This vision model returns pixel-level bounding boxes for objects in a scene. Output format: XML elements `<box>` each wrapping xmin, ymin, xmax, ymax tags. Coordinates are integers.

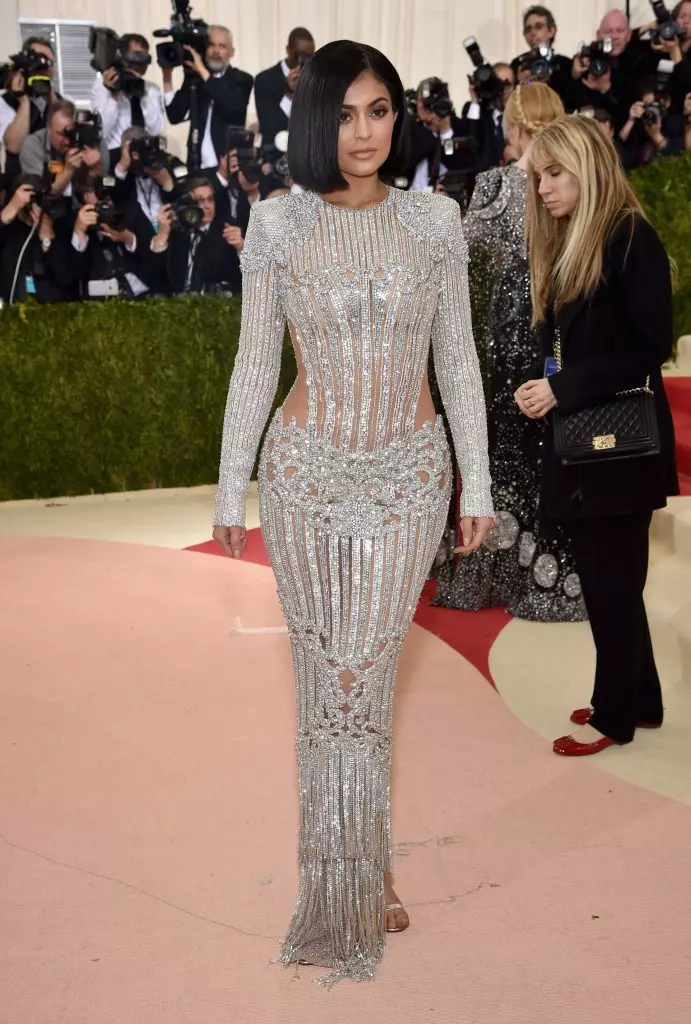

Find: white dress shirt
<box><xmin>91</xmin><ymin>73</ymin><xmax>164</xmax><ymax>150</ymax></box>
<box><xmin>71</xmin><ymin>230</ymin><xmax>148</xmax><ymax>296</ymax></box>
<box><xmin>279</xmin><ymin>60</ymin><xmax>293</xmax><ymax>119</ymax></box>
<box><xmin>0</xmin><ymin>94</ymin><xmax>19</xmax><ymax>147</ymax></box>
<box><xmin>410</xmin><ymin>125</ymin><xmax>454</xmax><ymax>193</ymax></box>
<box><xmin>165</xmin><ymin>72</ymin><xmax>224</xmax><ymax>169</ymax></box>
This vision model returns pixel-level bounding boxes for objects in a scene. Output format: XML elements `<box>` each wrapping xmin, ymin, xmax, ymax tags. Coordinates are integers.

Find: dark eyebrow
<box><xmin>341</xmin><ymin>97</ymin><xmax>390</xmax><ymax>109</ymax></box>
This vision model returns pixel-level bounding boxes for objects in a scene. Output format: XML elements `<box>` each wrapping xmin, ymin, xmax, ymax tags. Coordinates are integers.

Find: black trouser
<box><xmin>563</xmin><ymin>512</ymin><xmax>663</xmax><ymax>744</ymax></box>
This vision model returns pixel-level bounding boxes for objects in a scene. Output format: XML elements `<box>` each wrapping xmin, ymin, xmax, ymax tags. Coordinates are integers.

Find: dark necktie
<box><xmin>130</xmin><ymin>94</ymin><xmax>145</xmax><ymax>129</ymax></box>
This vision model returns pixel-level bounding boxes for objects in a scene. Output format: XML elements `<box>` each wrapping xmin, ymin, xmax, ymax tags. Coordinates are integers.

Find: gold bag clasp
<box><xmin>592</xmin><ymin>434</ymin><xmax>616</xmax><ymax>450</ymax></box>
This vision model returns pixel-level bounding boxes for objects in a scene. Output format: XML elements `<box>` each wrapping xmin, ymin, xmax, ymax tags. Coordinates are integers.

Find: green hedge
<box><xmin>630</xmin><ymin>150</ymin><xmax>691</xmax><ymax>350</ymax></box>
<box><xmin>1</xmin><ymin>156</ymin><xmax>690</xmax><ymax>501</ymax></box>
<box><xmin>0</xmin><ymin>296</ymin><xmax>297</xmax><ymax>501</ymax></box>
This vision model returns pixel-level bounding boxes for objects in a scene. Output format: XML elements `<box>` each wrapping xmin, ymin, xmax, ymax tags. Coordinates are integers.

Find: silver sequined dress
<box><xmin>433</xmin><ymin>165</ymin><xmax>586</xmax><ymax>621</ymax></box>
<box><xmin>214</xmin><ymin>186</ymin><xmax>492</xmax><ymax>985</ymax></box>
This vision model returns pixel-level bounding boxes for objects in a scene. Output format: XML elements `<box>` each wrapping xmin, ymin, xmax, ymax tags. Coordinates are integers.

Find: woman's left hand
<box><xmin>515</xmin><ymin>378</ymin><xmax>557</xmax><ymax>419</ymax></box>
<box><xmin>453</xmin><ymin>516</ymin><xmax>495</xmax><ymax>555</ymax></box>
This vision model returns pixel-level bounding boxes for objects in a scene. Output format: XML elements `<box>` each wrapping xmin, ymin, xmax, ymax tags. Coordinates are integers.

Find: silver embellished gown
<box><xmin>213</xmin><ymin>187</ymin><xmax>492</xmax><ymax>985</ymax></box>
<box><xmin>433</xmin><ymin>165</ymin><xmax>586</xmax><ymax>622</ymax></box>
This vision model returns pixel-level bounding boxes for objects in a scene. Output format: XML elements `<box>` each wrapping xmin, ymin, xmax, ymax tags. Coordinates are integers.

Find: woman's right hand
<box><xmin>213</xmin><ymin>525</ymin><xmax>248</xmax><ymax>558</ymax></box>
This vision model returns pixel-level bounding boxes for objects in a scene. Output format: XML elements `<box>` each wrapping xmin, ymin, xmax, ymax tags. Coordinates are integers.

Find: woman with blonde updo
<box><xmin>434</xmin><ymin>82</ymin><xmax>587</xmax><ymax>622</ymax></box>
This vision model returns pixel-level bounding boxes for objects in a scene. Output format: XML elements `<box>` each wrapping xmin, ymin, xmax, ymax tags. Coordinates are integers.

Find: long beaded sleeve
<box><xmin>431</xmin><ymin>200</ymin><xmax>494</xmax><ymax>518</ymax></box>
<box><xmin>213</xmin><ymin>203</ymin><xmax>286</xmax><ymax>528</ymax></box>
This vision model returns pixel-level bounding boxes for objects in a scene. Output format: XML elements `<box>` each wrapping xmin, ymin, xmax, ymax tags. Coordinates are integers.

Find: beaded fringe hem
<box><xmin>273</xmin><ymin>737</ymin><xmax>390</xmax><ymax>986</ymax></box>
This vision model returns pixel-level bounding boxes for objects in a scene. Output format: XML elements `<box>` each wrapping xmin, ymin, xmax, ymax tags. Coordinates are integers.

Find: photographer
<box><xmin>91</xmin><ymin>33</ymin><xmax>164</xmax><ymax>162</ymax></box>
<box><xmin>0</xmin><ymin>173</ymin><xmax>74</xmax><ymax>303</ymax></box>
<box><xmin>19</xmin><ymin>100</ymin><xmax>110</xmax><ymax>200</ymax></box>
<box><xmin>145</xmin><ymin>175</ymin><xmax>243</xmax><ymax>295</ymax></box>
<box><xmin>163</xmin><ymin>26</ymin><xmax>253</xmax><ymax>170</ymax></box>
<box><xmin>216</xmin><ymin>141</ymin><xmax>263</xmax><ymax>233</ymax></box>
<box><xmin>511</xmin><ymin>6</ymin><xmax>573</xmax><ymax>100</ymax></box>
<box><xmin>1</xmin><ymin>38</ymin><xmax>57</xmax><ymax>178</ymax></box>
<box><xmin>254</xmin><ymin>28</ymin><xmax>315</xmax><ymax>162</ymax></box>
<box><xmin>70</xmin><ymin>176</ymin><xmax>153</xmax><ymax>299</ymax></box>
<box><xmin>463</xmin><ymin>59</ymin><xmax>516</xmax><ymax>169</ymax></box>
<box><xmin>648</xmin><ymin>1</ymin><xmax>691</xmax><ymax>112</ymax></box>
<box><xmin>406</xmin><ymin>78</ymin><xmax>477</xmax><ymax>190</ymax></box>
<box><xmin>112</xmin><ymin>126</ymin><xmax>185</xmax><ymax>229</ymax></box>
<box><xmin>567</xmin><ymin>41</ymin><xmax>627</xmax><ymax>129</ymax></box>
<box><xmin>596</xmin><ymin>9</ymin><xmax>658</xmax><ymax>100</ymax></box>
<box><xmin>617</xmin><ymin>79</ymin><xmax>685</xmax><ymax>166</ymax></box>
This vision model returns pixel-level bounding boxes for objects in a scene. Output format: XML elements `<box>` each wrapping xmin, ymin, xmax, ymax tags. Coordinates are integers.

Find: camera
<box><xmin>517</xmin><ymin>45</ymin><xmax>555</xmax><ymax>81</ymax></box>
<box><xmin>463</xmin><ymin>37</ymin><xmax>506</xmax><ymax>104</ymax></box>
<box><xmin>650</xmin><ymin>0</ymin><xmax>688</xmax><ymax>44</ymax></box>
<box><xmin>89</xmin><ymin>27</ymin><xmax>151</xmax><ymax>99</ymax></box>
<box><xmin>153</xmin><ymin>0</ymin><xmax>209</xmax><ymax>70</ymax></box>
<box><xmin>62</xmin><ymin>111</ymin><xmax>103</xmax><ymax>151</ymax></box>
<box><xmin>403</xmin><ymin>88</ymin><xmax>417</xmax><ymax>118</ymax></box>
<box><xmin>29</xmin><ymin>178</ymin><xmax>66</xmax><ymax>220</ymax></box>
<box><xmin>170</xmin><ymin>193</ymin><xmax>205</xmax><ymax>231</ymax></box>
<box><xmin>0</xmin><ymin>48</ymin><xmax>53</xmax><ymax>98</ymax></box>
<box><xmin>225</xmin><ymin>126</ymin><xmax>263</xmax><ymax>183</ymax></box>
<box><xmin>642</xmin><ymin>100</ymin><xmax>664</xmax><ymax>125</ymax></box>
<box><xmin>418</xmin><ymin>78</ymin><xmax>453</xmax><ymax>119</ymax></box>
<box><xmin>577</xmin><ymin>37</ymin><xmax>614</xmax><ymax>78</ymax></box>
<box><xmin>130</xmin><ymin>135</ymin><xmax>169</xmax><ymax>172</ymax></box>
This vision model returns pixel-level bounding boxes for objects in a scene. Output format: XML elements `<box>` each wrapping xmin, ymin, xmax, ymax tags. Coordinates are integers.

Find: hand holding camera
<box><xmin>3</xmin><ymin>183</ymin><xmax>37</xmax><ymax>219</ymax></box>
<box><xmin>75</xmin><ymin>204</ymin><xmax>100</xmax><ymax>242</ymax></box>
<box><xmin>183</xmin><ymin>44</ymin><xmax>210</xmax><ymax>81</ymax></box>
<box><xmin>155</xmin><ymin>203</ymin><xmax>176</xmax><ymax>242</ymax></box>
<box><xmin>285</xmin><ymin>66</ymin><xmax>301</xmax><ymax>94</ymax></box>
<box><xmin>102</xmin><ymin>67</ymin><xmax>121</xmax><ymax>92</ymax></box>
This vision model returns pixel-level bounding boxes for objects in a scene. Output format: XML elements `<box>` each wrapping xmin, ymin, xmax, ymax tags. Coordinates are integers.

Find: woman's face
<box><xmin>535</xmin><ymin>162</ymin><xmax>580</xmax><ymax>218</ymax></box>
<box><xmin>337</xmin><ymin>72</ymin><xmax>397</xmax><ymax>180</ymax></box>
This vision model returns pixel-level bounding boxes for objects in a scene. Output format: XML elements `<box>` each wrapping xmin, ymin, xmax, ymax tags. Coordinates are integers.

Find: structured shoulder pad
<box><xmin>394</xmin><ymin>189</ymin><xmax>469</xmax><ymax>263</ymax></box>
<box><xmin>239</xmin><ymin>192</ymin><xmax>321</xmax><ymax>272</ymax></box>
<box><xmin>465</xmin><ymin>167</ymin><xmax>508</xmax><ymax>220</ymax></box>
<box><xmin>239</xmin><ymin>196</ymin><xmax>289</xmax><ymax>272</ymax></box>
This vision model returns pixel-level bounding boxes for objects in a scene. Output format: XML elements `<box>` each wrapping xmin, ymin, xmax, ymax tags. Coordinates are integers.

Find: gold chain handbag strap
<box><xmin>553</xmin><ymin>325</ymin><xmax>652</xmax><ymax>395</ymax></box>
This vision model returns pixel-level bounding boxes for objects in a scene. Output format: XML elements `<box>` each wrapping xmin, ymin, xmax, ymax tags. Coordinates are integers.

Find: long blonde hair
<box><xmin>526</xmin><ymin>114</ymin><xmax>645</xmax><ymax>325</ymax></box>
<box><xmin>504</xmin><ymin>81</ymin><xmax>564</xmax><ymax>136</ymax></box>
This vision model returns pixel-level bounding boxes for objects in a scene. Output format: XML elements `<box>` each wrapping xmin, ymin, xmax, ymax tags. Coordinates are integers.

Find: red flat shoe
<box><xmin>570</xmin><ymin>707</ymin><xmax>662</xmax><ymax>729</ymax></box>
<box><xmin>553</xmin><ymin>734</ymin><xmax>622</xmax><ymax>756</ymax></box>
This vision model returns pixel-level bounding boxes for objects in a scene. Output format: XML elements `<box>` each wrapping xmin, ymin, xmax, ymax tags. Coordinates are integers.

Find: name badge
<box><xmin>25</xmin><ymin>275</ymin><xmax>37</xmax><ymax>295</ymax></box>
<box><xmin>544</xmin><ymin>356</ymin><xmax>559</xmax><ymax>377</ymax></box>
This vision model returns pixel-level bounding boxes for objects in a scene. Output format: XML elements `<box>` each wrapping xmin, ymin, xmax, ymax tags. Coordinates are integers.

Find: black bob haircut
<box><xmin>287</xmin><ymin>39</ymin><xmax>408</xmax><ymax>192</ymax></box>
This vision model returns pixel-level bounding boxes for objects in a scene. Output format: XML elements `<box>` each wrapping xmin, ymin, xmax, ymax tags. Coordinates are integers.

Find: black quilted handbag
<box><xmin>551</xmin><ymin>327</ymin><xmax>660</xmax><ymax>465</ymax></box>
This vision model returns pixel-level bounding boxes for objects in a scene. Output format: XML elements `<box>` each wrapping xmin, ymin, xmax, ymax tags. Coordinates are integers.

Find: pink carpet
<box><xmin>188</xmin><ymin>535</ymin><xmax>510</xmax><ymax>686</ymax></box>
<box><xmin>665</xmin><ymin>376</ymin><xmax>691</xmax><ymax>493</ymax></box>
<box><xmin>1</xmin><ymin>533</ymin><xmax>690</xmax><ymax>1023</ymax></box>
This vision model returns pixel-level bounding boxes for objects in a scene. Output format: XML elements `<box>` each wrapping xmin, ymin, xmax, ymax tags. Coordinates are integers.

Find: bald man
<box><xmin>163</xmin><ymin>25</ymin><xmax>253</xmax><ymax>170</ymax></box>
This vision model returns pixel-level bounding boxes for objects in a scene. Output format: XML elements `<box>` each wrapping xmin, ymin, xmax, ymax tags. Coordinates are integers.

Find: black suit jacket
<box><xmin>0</xmin><ymin>218</ymin><xmax>74</xmax><ymax>302</ymax></box>
<box><xmin>531</xmin><ymin>215</ymin><xmax>678</xmax><ymax>521</ymax></box>
<box><xmin>165</xmin><ymin>67</ymin><xmax>254</xmax><ymax>165</ymax></box>
<box><xmin>404</xmin><ymin>114</ymin><xmax>482</xmax><ymax>185</ymax></box>
<box><xmin>144</xmin><ymin>220</ymin><xmax>242</xmax><ymax>296</ymax></box>
<box><xmin>72</xmin><ymin>204</ymin><xmax>154</xmax><ymax>298</ymax></box>
<box><xmin>254</xmin><ymin>62</ymin><xmax>290</xmax><ymax>155</ymax></box>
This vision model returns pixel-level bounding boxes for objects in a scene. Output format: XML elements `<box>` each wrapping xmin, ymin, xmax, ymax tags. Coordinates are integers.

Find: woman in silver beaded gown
<box><xmin>433</xmin><ymin>83</ymin><xmax>586</xmax><ymax>622</ymax></box>
<box><xmin>212</xmin><ymin>42</ymin><xmax>493</xmax><ymax>986</ymax></box>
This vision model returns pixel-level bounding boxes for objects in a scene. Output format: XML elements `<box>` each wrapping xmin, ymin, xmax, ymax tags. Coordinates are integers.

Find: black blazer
<box><xmin>0</xmin><ymin>218</ymin><xmax>74</xmax><ymax>303</ymax></box>
<box><xmin>72</xmin><ymin>205</ymin><xmax>154</xmax><ymax>298</ymax></box>
<box><xmin>533</xmin><ymin>215</ymin><xmax>679</xmax><ymax>521</ymax></box>
<box><xmin>144</xmin><ymin>221</ymin><xmax>242</xmax><ymax>296</ymax></box>
<box><xmin>165</xmin><ymin>67</ymin><xmax>254</xmax><ymax>165</ymax></box>
<box><xmin>254</xmin><ymin>62</ymin><xmax>290</xmax><ymax>155</ymax></box>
